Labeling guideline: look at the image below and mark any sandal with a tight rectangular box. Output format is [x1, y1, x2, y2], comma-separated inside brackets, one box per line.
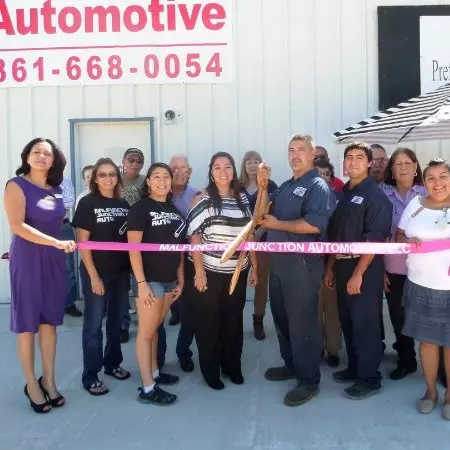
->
[137, 385, 177, 405]
[38, 376, 65, 407]
[154, 372, 179, 385]
[24, 385, 51, 414]
[84, 380, 109, 396]
[104, 367, 131, 380]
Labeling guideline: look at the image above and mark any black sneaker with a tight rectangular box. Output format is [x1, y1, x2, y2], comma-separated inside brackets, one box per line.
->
[264, 366, 296, 381]
[332, 369, 356, 383]
[154, 372, 179, 385]
[137, 385, 177, 405]
[179, 357, 194, 373]
[284, 386, 319, 406]
[120, 330, 130, 343]
[344, 382, 382, 400]
[64, 304, 82, 317]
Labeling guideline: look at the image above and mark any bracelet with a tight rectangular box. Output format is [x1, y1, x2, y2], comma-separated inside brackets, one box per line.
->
[137, 280, 146, 284]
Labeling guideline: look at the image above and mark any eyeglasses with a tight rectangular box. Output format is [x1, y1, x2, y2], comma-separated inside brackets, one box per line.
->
[172, 166, 189, 173]
[126, 157, 144, 165]
[97, 172, 118, 179]
[314, 155, 327, 161]
[319, 171, 331, 177]
[373, 158, 388, 165]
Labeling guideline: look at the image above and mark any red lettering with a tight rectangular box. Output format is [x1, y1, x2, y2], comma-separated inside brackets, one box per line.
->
[0, 0, 15, 35]
[148, 0, 164, 32]
[202, 3, 226, 30]
[40, 0, 56, 34]
[167, 1, 176, 31]
[178, 4, 201, 30]
[85, 6, 120, 33]
[58, 7, 82, 33]
[123, 5, 147, 32]
[16, 8, 38, 34]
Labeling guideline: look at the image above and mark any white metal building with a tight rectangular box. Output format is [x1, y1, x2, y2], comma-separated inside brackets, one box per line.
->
[1, 0, 450, 302]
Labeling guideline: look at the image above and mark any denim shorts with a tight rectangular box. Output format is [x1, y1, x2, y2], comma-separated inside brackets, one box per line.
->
[148, 281, 177, 299]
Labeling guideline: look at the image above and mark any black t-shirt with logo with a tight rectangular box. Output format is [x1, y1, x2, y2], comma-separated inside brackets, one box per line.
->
[127, 197, 186, 282]
[72, 193, 130, 276]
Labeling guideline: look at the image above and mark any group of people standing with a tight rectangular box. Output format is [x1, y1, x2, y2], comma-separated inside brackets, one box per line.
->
[4, 135, 450, 421]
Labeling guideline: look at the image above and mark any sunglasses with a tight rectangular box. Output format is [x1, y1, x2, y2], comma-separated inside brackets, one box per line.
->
[97, 172, 118, 179]
[127, 157, 144, 165]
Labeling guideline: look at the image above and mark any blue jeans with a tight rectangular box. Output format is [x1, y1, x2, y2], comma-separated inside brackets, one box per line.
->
[80, 265, 129, 388]
[61, 221, 78, 307]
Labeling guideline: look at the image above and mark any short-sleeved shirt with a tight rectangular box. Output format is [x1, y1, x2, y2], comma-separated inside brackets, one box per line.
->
[266, 169, 336, 243]
[328, 176, 392, 244]
[172, 184, 200, 218]
[72, 193, 130, 276]
[382, 183, 426, 275]
[399, 196, 450, 290]
[122, 174, 145, 206]
[128, 198, 186, 282]
[187, 193, 251, 273]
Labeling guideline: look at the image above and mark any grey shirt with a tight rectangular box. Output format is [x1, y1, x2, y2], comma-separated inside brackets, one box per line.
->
[122, 174, 146, 206]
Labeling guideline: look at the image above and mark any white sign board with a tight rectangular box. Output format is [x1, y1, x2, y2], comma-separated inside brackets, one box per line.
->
[420, 16, 450, 95]
[0, 0, 233, 87]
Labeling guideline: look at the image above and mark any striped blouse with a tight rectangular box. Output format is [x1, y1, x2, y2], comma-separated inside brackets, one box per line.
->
[187, 193, 251, 273]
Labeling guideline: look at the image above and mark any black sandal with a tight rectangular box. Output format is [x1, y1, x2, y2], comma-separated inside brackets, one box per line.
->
[38, 377, 65, 407]
[104, 367, 131, 380]
[137, 385, 177, 405]
[84, 380, 109, 396]
[24, 385, 51, 414]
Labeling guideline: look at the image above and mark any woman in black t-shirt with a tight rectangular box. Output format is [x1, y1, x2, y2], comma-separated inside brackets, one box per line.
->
[128, 163, 186, 405]
[73, 158, 131, 396]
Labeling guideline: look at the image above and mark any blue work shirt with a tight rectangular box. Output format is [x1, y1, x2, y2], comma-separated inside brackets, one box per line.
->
[328, 177, 392, 243]
[267, 168, 336, 243]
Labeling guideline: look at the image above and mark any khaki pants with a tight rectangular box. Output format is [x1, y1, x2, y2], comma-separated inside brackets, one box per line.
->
[318, 284, 342, 356]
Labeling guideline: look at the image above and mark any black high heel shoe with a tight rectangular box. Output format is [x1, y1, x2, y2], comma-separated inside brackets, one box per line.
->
[24, 385, 51, 414]
[38, 377, 65, 407]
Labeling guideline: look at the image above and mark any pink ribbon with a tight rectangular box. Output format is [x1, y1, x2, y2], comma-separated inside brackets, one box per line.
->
[76, 240, 450, 254]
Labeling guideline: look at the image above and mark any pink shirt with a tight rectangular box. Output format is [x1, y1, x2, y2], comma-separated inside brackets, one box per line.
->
[382, 183, 427, 275]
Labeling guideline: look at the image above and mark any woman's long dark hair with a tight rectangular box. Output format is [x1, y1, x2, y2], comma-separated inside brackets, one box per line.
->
[141, 162, 174, 202]
[384, 148, 423, 186]
[16, 138, 66, 187]
[89, 158, 123, 199]
[206, 152, 248, 215]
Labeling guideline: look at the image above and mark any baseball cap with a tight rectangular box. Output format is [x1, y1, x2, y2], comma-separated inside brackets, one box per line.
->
[123, 148, 144, 160]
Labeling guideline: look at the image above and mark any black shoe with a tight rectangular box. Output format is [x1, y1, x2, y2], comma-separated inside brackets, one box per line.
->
[344, 382, 382, 400]
[389, 364, 417, 380]
[154, 373, 179, 385]
[120, 330, 130, 343]
[327, 354, 340, 368]
[24, 385, 51, 414]
[222, 370, 244, 385]
[264, 366, 296, 381]
[206, 378, 225, 390]
[332, 369, 356, 384]
[169, 315, 180, 326]
[64, 304, 82, 317]
[284, 386, 319, 406]
[179, 357, 194, 373]
[137, 385, 177, 405]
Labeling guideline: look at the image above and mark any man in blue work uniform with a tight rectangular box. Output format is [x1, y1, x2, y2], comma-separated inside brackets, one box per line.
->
[259, 134, 335, 406]
[325, 141, 392, 400]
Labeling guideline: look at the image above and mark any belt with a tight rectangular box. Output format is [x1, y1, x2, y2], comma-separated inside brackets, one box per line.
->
[335, 254, 360, 260]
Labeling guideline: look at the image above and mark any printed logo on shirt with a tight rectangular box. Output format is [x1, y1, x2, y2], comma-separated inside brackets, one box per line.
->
[149, 211, 182, 226]
[37, 195, 58, 211]
[351, 196, 364, 205]
[94, 208, 128, 223]
[293, 186, 307, 197]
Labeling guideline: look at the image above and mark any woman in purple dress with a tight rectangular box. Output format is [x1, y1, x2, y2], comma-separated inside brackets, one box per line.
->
[4, 138, 76, 414]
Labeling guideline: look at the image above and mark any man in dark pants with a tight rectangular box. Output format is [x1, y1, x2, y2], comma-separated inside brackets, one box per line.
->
[325, 141, 392, 400]
[259, 134, 335, 406]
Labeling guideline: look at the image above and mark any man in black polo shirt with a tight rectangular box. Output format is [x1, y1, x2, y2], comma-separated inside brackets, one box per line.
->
[325, 141, 392, 400]
[258, 134, 335, 406]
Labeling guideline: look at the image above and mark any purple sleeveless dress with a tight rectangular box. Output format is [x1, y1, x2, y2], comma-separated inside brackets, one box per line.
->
[9, 177, 66, 333]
